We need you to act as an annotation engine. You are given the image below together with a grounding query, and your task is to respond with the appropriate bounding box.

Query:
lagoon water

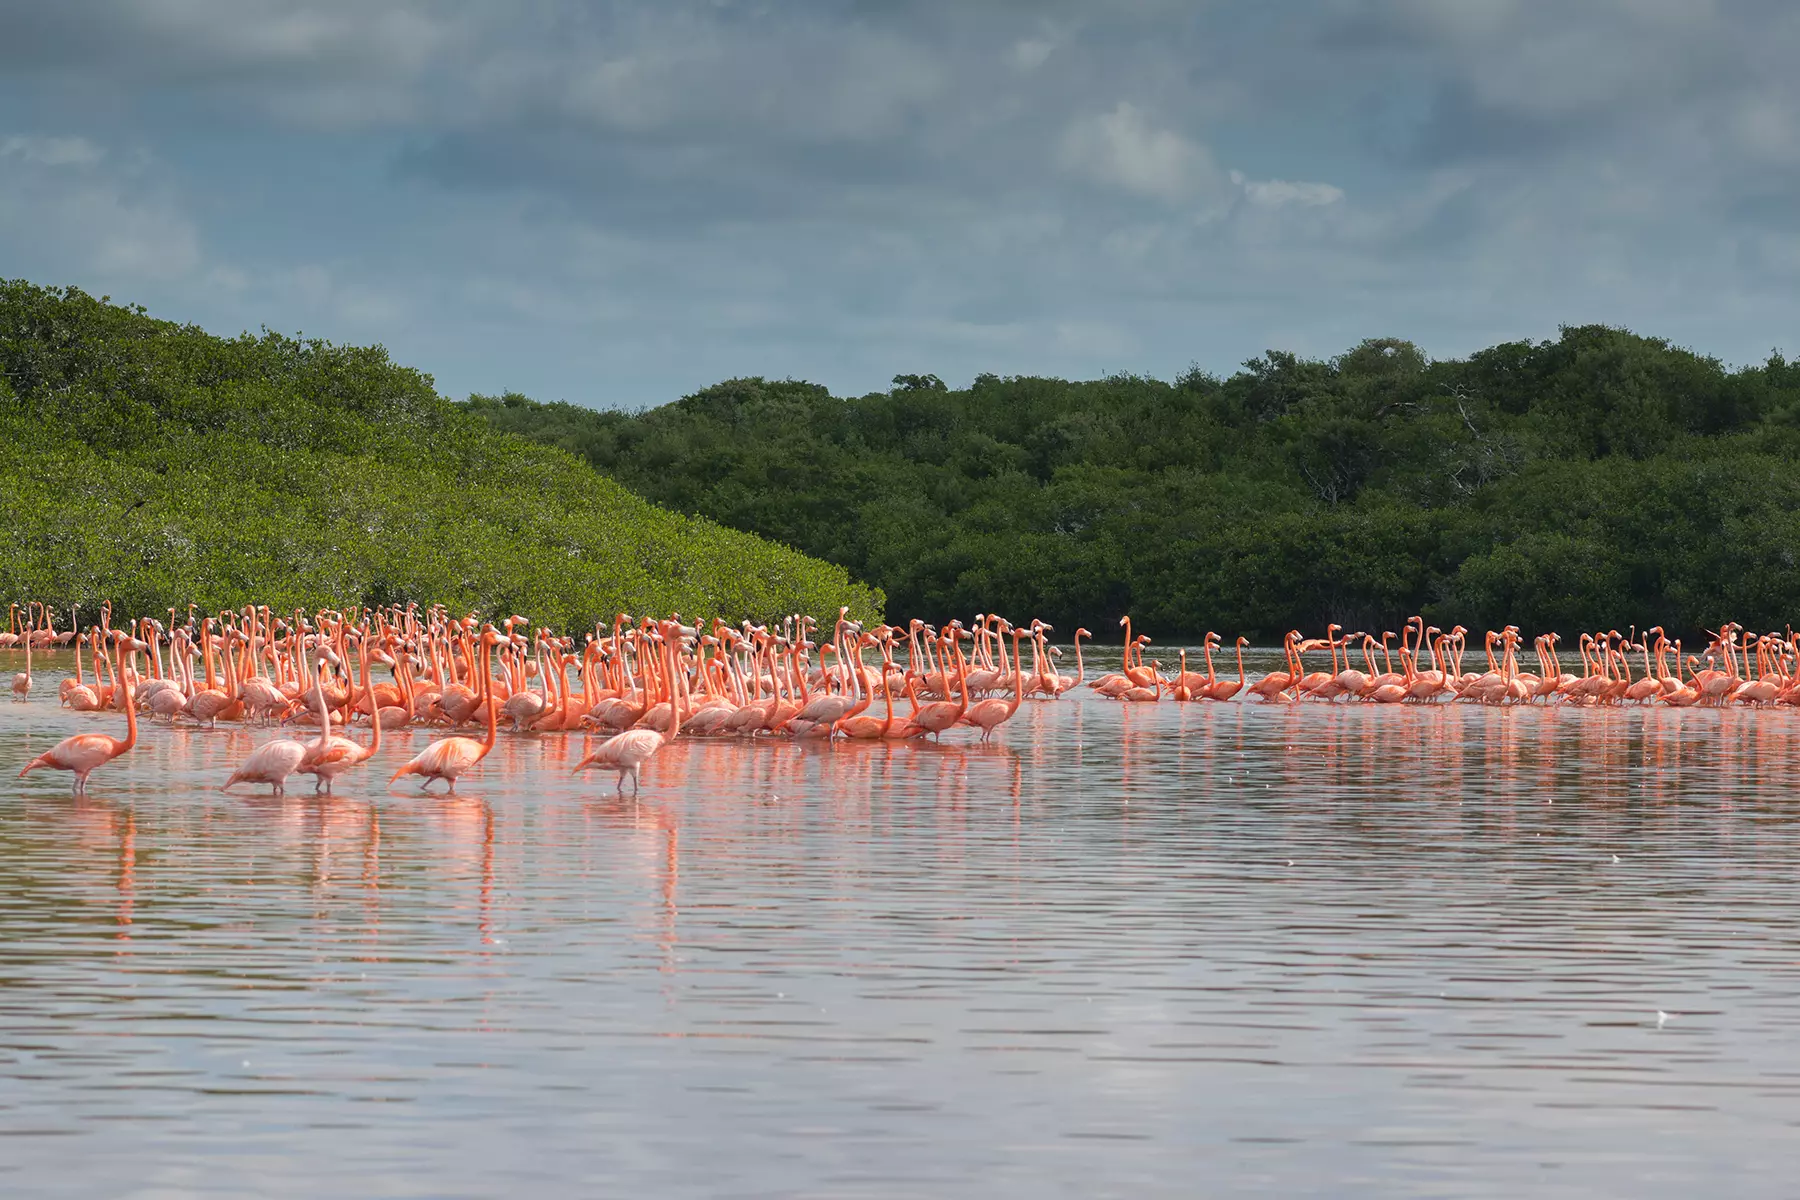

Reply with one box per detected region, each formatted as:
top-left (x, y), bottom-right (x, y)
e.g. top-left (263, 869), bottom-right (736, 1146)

top-left (4, 647), bottom-right (1800, 1197)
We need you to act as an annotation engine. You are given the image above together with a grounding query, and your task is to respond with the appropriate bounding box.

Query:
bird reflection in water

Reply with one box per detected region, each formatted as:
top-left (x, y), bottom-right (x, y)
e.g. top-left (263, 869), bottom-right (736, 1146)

top-left (422, 795), bottom-right (499, 948)
top-left (115, 804), bottom-right (135, 947)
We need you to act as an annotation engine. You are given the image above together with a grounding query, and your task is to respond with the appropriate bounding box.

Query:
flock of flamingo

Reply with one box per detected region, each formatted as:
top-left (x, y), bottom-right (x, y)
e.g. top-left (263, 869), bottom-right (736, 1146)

top-left (2, 601), bottom-right (1788, 797)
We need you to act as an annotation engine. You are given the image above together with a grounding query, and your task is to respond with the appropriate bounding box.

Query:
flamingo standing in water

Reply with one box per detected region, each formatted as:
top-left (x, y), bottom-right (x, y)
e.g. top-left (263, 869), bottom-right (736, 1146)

top-left (1248, 632), bottom-right (1302, 701)
top-left (221, 731), bottom-right (310, 796)
top-left (575, 621), bottom-right (684, 794)
top-left (1045, 627), bottom-right (1090, 696)
top-left (19, 675), bottom-right (138, 794)
top-left (10, 605), bottom-right (32, 700)
top-left (912, 635), bottom-right (970, 740)
top-left (297, 644), bottom-right (382, 794)
top-left (964, 625), bottom-right (1026, 741)
top-left (1202, 637), bottom-right (1250, 702)
top-left (391, 627), bottom-right (501, 792)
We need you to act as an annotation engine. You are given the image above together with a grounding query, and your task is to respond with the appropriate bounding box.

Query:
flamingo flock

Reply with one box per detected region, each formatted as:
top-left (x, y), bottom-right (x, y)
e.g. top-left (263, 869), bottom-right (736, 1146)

top-left (3, 599), bottom-right (1793, 798)
top-left (4, 602), bottom-right (1078, 796)
top-left (1090, 616), bottom-right (1795, 709)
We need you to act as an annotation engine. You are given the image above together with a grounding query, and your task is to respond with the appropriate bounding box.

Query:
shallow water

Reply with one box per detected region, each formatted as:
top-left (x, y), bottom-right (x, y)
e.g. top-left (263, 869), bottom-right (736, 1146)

top-left (4, 648), bottom-right (1800, 1197)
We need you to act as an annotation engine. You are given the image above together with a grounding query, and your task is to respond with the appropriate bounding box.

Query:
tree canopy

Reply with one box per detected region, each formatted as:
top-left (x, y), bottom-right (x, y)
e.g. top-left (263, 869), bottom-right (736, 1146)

top-left (0, 281), bottom-right (882, 629)
top-left (468, 329), bottom-right (1800, 639)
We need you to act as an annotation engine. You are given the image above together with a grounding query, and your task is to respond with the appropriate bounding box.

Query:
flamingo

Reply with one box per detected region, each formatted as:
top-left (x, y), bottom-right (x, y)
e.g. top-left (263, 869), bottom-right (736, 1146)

top-left (10, 605), bottom-right (32, 700)
top-left (297, 646), bottom-right (381, 794)
top-left (390, 628), bottom-right (501, 792)
top-left (575, 622), bottom-right (684, 794)
top-left (1202, 637), bottom-right (1250, 702)
top-left (913, 636), bottom-right (970, 740)
top-left (964, 626), bottom-right (1026, 741)
top-left (20, 675), bottom-right (138, 795)
top-left (1248, 632), bottom-right (1302, 701)
top-left (221, 732), bottom-right (310, 796)
top-left (837, 667), bottom-right (897, 740)
top-left (1047, 627), bottom-right (1090, 696)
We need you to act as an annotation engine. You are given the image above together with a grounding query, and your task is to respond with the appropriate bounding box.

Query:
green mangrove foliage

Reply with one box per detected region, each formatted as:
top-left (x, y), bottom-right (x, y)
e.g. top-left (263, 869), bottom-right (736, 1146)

top-left (0, 281), bottom-right (882, 628)
top-left (467, 332), bottom-right (1800, 640)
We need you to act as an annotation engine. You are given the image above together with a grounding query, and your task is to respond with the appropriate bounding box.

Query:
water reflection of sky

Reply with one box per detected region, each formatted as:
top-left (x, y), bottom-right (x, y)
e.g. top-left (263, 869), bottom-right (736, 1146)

top-left (4, 654), bottom-right (1800, 1197)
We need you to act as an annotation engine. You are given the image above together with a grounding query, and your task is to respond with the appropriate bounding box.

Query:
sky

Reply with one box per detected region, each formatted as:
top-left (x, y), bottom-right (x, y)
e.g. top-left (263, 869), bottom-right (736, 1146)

top-left (3, 1), bottom-right (1799, 410)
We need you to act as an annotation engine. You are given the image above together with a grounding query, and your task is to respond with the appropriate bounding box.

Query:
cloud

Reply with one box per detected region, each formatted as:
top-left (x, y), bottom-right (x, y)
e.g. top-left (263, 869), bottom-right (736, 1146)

top-left (1008, 37), bottom-right (1055, 70)
top-left (2, 0), bottom-right (1800, 408)
top-left (1232, 172), bottom-right (1345, 209)
top-left (0, 135), bottom-right (106, 167)
top-left (1058, 103), bottom-right (1224, 204)
top-left (0, 135), bottom-right (200, 280)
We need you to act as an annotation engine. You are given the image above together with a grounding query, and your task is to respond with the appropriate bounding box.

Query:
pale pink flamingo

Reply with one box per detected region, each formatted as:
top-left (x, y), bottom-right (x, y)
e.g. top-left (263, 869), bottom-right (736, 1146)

top-left (20, 676), bottom-right (138, 795)
top-left (10, 604), bottom-right (32, 700)
top-left (575, 622), bottom-right (684, 794)
top-left (298, 645), bottom-right (381, 794)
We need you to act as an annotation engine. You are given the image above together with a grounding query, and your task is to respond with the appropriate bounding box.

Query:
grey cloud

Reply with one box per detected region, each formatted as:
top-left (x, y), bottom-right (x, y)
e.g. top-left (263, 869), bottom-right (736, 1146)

top-left (4, 0), bottom-right (1799, 407)
top-left (0, 1), bottom-right (451, 80)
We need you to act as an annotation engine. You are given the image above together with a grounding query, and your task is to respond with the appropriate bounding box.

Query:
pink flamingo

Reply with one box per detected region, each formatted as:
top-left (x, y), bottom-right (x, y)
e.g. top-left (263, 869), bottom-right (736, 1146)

top-left (10, 604), bottom-right (32, 700)
top-left (390, 628), bottom-right (501, 792)
top-left (575, 622), bottom-right (684, 794)
top-left (913, 635), bottom-right (970, 740)
top-left (1202, 637), bottom-right (1250, 702)
top-left (20, 675), bottom-right (138, 794)
top-left (298, 643), bottom-right (382, 794)
top-left (1248, 632), bottom-right (1301, 701)
top-left (965, 626), bottom-right (1026, 741)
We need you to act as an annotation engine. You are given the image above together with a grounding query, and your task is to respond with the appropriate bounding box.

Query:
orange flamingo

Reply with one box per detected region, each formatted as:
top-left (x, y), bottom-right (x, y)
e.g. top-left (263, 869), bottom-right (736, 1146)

top-left (1202, 637), bottom-right (1250, 702)
top-left (913, 636), bottom-right (970, 740)
top-left (390, 628), bottom-right (501, 792)
top-left (965, 625), bottom-right (1026, 740)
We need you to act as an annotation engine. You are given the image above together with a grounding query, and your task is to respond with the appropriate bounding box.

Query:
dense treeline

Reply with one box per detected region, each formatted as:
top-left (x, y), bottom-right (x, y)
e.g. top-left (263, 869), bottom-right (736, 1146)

top-left (0, 282), bottom-right (881, 628)
top-left (468, 330), bottom-right (1800, 639)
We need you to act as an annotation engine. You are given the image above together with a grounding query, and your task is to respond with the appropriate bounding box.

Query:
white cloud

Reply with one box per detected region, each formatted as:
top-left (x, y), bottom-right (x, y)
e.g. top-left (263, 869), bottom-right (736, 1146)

top-left (1057, 102), bottom-right (1223, 203)
top-left (1230, 171), bottom-right (1345, 208)
top-left (266, 262), bottom-right (407, 325)
top-left (1009, 37), bottom-right (1054, 70)
top-left (0, 133), bottom-right (199, 279)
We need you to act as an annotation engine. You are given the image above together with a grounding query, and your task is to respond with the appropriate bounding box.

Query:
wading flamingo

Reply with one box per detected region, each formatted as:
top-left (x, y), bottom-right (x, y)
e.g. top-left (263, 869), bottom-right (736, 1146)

top-left (964, 625), bottom-right (1026, 741)
top-left (20, 675), bottom-right (138, 795)
top-left (575, 622), bottom-right (684, 794)
top-left (390, 628), bottom-right (501, 792)
top-left (10, 606), bottom-right (32, 700)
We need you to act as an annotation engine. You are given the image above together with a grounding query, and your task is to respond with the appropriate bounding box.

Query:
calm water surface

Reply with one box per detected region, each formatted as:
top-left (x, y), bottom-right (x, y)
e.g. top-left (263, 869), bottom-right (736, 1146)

top-left (4, 648), bottom-right (1800, 1197)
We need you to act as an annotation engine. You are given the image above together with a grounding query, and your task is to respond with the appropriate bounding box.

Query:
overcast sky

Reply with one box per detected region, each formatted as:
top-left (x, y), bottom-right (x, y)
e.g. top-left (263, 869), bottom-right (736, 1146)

top-left (4, 1), bottom-right (1798, 408)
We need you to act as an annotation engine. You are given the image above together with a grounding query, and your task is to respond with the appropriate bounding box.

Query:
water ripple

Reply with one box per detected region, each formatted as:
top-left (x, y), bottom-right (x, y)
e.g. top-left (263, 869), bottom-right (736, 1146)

top-left (4, 656), bottom-right (1800, 1196)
